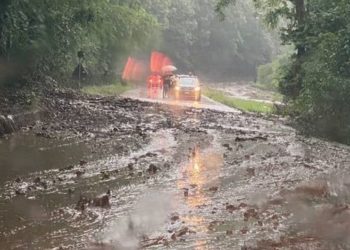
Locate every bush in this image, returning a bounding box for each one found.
[292,32,350,144]
[257,50,292,92]
[0,1,159,86]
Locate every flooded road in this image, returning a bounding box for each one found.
[122,88,240,113]
[1,90,350,249]
[0,133,90,184]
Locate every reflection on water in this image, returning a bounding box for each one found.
[169,99,202,110]
[177,145,223,247]
[194,240,209,250]
[147,87,162,99]
[0,133,89,183]
[191,101,201,109]
[0,133,93,249]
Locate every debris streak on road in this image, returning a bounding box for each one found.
[1,89,350,249]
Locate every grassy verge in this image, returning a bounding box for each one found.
[82,83,132,96]
[254,83,284,102]
[203,87,275,114]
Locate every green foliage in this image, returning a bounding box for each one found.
[0,0,276,86]
[257,63,275,89]
[257,48,292,91]
[292,1,350,143]
[204,87,274,113]
[0,0,159,85]
[142,0,275,79]
[218,0,350,144]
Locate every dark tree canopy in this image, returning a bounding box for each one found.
[218,0,350,144]
[142,0,275,80]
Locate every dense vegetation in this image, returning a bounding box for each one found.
[140,0,275,80]
[0,0,276,87]
[2,0,349,144]
[219,0,350,144]
[256,49,291,91]
[0,0,158,86]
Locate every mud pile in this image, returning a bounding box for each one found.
[1,89,350,249]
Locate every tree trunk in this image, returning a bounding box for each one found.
[294,0,306,56]
[295,0,306,24]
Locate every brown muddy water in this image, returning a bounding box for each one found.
[2,94,350,250]
[0,133,89,184]
[0,133,93,249]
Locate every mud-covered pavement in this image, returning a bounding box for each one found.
[1,89,350,250]
[122,88,239,113]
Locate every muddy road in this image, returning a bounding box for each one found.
[1,89,350,250]
[122,88,239,113]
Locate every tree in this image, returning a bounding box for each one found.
[0,0,159,85]
[141,0,275,79]
[218,0,350,144]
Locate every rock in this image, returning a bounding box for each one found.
[244,208,259,221]
[235,135,268,142]
[239,203,248,208]
[184,188,189,197]
[147,164,158,174]
[15,177,22,183]
[34,177,41,184]
[226,230,233,235]
[40,181,48,189]
[271,214,278,220]
[75,195,90,211]
[60,165,74,171]
[92,195,110,208]
[32,177,48,189]
[226,204,237,213]
[171,214,180,222]
[100,171,110,180]
[208,221,222,231]
[0,115,16,136]
[15,190,25,196]
[223,143,233,151]
[145,152,157,158]
[79,160,87,166]
[246,168,255,176]
[176,227,189,237]
[163,239,170,247]
[76,170,85,177]
[127,163,134,171]
[27,185,36,191]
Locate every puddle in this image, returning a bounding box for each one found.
[0,133,89,183]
